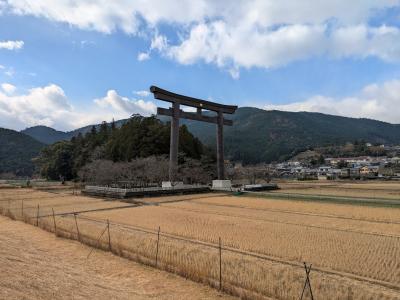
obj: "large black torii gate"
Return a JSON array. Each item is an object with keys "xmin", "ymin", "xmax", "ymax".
[{"xmin": 150, "ymin": 86, "xmax": 237, "ymax": 182}]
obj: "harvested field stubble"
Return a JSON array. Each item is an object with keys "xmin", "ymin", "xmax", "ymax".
[
  {"xmin": 163, "ymin": 201, "xmax": 400, "ymax": 236},
  {"xmin": 83, "ymin": 204, "xmax": 400, "ymax": 287},
  {"xmin": 12, "ymin": 209, "xmax": 399, "ymax": 300},
  {"xmin": 274, "ymin": 180, "xmax": 400, "ymax": 200},
  {"xmin": 1, "ymin": 187, "xmax": 400, "ymax": 300},
  {"xmin": 0, "ymin": 190, "xmax": 133, "ymax": 218},
  {"xmin": 195, "ymin": 195, "xmax": 400, "ymax": 223},
  {"xmin": 0, "ymin": 216, "xmax": 233, "ymax": 300}
]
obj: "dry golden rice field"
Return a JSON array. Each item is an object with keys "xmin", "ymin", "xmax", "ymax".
[
  {"xmin": 273, "ymin": 180, "xmax": 400, "ymax": 200},
  {"xmin": 1, "ymin": 181, "xmax": 400, "ymax": 300},
  {"xmin": 0, "ymin": 215, "xmax": 232, "ymax": 300}
]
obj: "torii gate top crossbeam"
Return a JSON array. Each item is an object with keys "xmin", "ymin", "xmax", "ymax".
[{"xmin": 150, "ymin": 85, "xmax": 237, "ymax": 114}]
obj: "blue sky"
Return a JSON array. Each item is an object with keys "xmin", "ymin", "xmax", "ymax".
[{"xmin": 0, "ymin": 1, "xmax": 400, "ymax": 130}]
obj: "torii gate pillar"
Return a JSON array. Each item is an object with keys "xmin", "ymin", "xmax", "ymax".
[
  {"xmin": 216, "ymin": 111, "xmax": 224, "ymax": 180},
  {"xmin": 169, "ymin": 102, "xmax": 180, "ymax": 181}
]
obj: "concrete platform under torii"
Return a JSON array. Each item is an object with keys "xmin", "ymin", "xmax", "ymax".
[
  {"xmin": 150, "ymin": 86, "xmax": 238, "ymax": 188},
  {"xmin": 83, "ymin": 185, "xmax": 211, "ymax": 199}
]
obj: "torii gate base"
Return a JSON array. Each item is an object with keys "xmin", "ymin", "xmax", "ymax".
[
  {"xmin": 212, "ymin": 179, "xmax": 232, "ymax": 189},
  {"xmin": 150, "ymin": 86, "xmax": 237, "ymax": 184}
]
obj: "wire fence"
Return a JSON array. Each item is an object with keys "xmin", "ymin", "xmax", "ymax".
[{"xmin": 0, "ymin": 198, "xmax": 398, "ymax": 300}]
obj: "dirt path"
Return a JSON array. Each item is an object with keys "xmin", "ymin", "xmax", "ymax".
[{"xmin": 0, "ymin": 216, "xmax": 234, "ymax": 300}]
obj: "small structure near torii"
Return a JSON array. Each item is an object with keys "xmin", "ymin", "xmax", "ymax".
[{"xmin": 150, "ymin": 86, "xmax": 237, "ymax": 188}]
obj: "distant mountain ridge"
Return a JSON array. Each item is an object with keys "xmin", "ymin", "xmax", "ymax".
[
  {"xmin": 21, "ymin": 126, "xmax": 73, "ymax": 145},
  {"xmin": 20, "ymin": 108, "xmax": 400, "ymax": 164},
  {"xmin": 0, "ymin": 128, "xmax": 45, "ymax": 176},
  {"xmin": 21, "ymin": 119, "xmax": 128, "ymax": 144}
]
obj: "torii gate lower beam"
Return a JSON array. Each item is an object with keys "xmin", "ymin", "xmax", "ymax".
[{"xmin": 151, "ymin": 86, "xmax": 237, "ymax": 182}]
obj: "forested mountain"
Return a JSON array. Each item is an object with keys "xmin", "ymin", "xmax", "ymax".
[
  {"xmin": 177, "ymin": 108, "xmax": 400, "ymax": 163},
  {"xmin": 20, "ymin": 108, "xmax": 400, "ymax": 165},
  {"xmin": 22, "ymin": 119, "xmax": 128, "ymax": 144},
  {"xmin": 0, "ymin": 128, "xmax": 45, "ymax": 176},
  {"xmin": 21, "ymin": 126, "xmax": 71, "ymax": 145},
  {"xmin": 37, "ymin": 116, "xmax": 209, "ymax": 180}
]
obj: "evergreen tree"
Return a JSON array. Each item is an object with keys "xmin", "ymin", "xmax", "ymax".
[
  {"xmin": 37, "ymin": 141, "xmax": 74, "ymax": 180},
  {"xmin": 99, "ymin": 121, "xmax": 109, "ymax": 140},
  {"xmin": 111, "ymin": 118, "xmax": 116, "ymax": 132}
]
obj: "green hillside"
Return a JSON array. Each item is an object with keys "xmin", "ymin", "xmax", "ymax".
[
  {"xmin": 22, "ymin": 119, "xmax": 128, "ymax": 144},
  {"xmin": 0, "ymin": 128, "xmax": 45, "ymax": 176},
  {"xmin": 178, "ymin": 108, "xmax": 400, "ymax": 163},
  {"xmin": 21, "ymin": 125, "xmax": 71, "ymax": 145}
]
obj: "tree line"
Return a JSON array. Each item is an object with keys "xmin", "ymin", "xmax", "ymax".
[{"xmin": 37, "ymin": 115, "xmax": 215, "ymax": 182}]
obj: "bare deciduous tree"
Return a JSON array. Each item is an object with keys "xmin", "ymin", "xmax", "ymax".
[{"xmin": 78, "ymin": 155, "xmax": 214, "ymax": 186}]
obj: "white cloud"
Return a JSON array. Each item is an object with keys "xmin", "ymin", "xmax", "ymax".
[
  {"xmin": 6, "ymin": 1, "xmax": 140, "ymax": 34},
  {"xmin": 0, "ymin": 84, "xmax": 157, "ymax": 131},
  {"xmin": 2, "ymin": 1, "xmax": 400, "ymax": 76},
  {"xmin": 134, "ymin": 90, "xmax": 151, "ymax": 97},
  {"xmin": 228, "ymin": 67, "xmax": 240, "ymax": 80},
  {"xmin": 94, "ymin": 90, "xmax": 156, "ymax": 116},
  {"xmin": 0, "ymin": 65, "xmax": 5, "ymax": 69},
  {"xmin": 166, "ymin": 22, "xmax": 400, "ymax": 77},
  {"xmin": 0, "ymin": 84, "xmax": 72, "ymax": 130},
  {"xmin": 330, "ymin": 25, "xmax": 400, "ymax": 62},
  {"xmin": 0, "ymin": 40, "xmax": 24, "ymax": 50},
  {"xmin": 79, "ymin": 40, "xmax": 95, "ymax": 48},
  {"xmin": 4, "ymin": 67, "xmax": 15, "ymax": 77},
  {"xmin": 151, "ymin": 33, "xmax": 168, "ymax": 51},
  {"xmin": 1, "ymin": 83, "xmax": 16, "ymax": 94},
  {"xmin": 264, "ymin": 80, "xmax": 400, "ymax": 123},
  {"xmin": 167, "ymin": 22, "xmax": 327, "ymax": 69},
  {"xmin": 137, "ymin": 33, "xmax": 168, "ymax": 61},
  {"xmin": 137, "ymin": 52, "xmax": 150, "ymax": 61},
  {"xmin": 3, "ymin": 0, "xmax": 211, "ymax": 34},
  {"xmin": 4, "ymin": 1, "xmax": 396, "ymax": 32}
]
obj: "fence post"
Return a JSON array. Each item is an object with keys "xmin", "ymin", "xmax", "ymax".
[
  {"xmin": 36, "ymin": 204, "xmax": 40, "ymax": 227},
  {"xmin": 74, "ymin": 213, "xmax": 81, "ymax": 241},
  {"xmin": 86, "ymin": 224, "xmax": 108, "ymax": 260},
  {"xmin": 52, "ymin": 208, "xmax": 57, "ymax": 234},
  {"xmin": 107, "ymin": 219, "xmax": 111, "ymax": 251},
  {"xmin": 219, "ymin": 237, "xmax": 222, "ymax": 290},
  {"xmin": 73, "ymin": 183, "xmax": 78, "ymax": 196},
  {"xmin": 155, "ymin": 226, "xmax": 161, "ymax": 267},
  {"xmin": 300, "ymin": 262, "xmax": 314, "ymax": 300}
]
